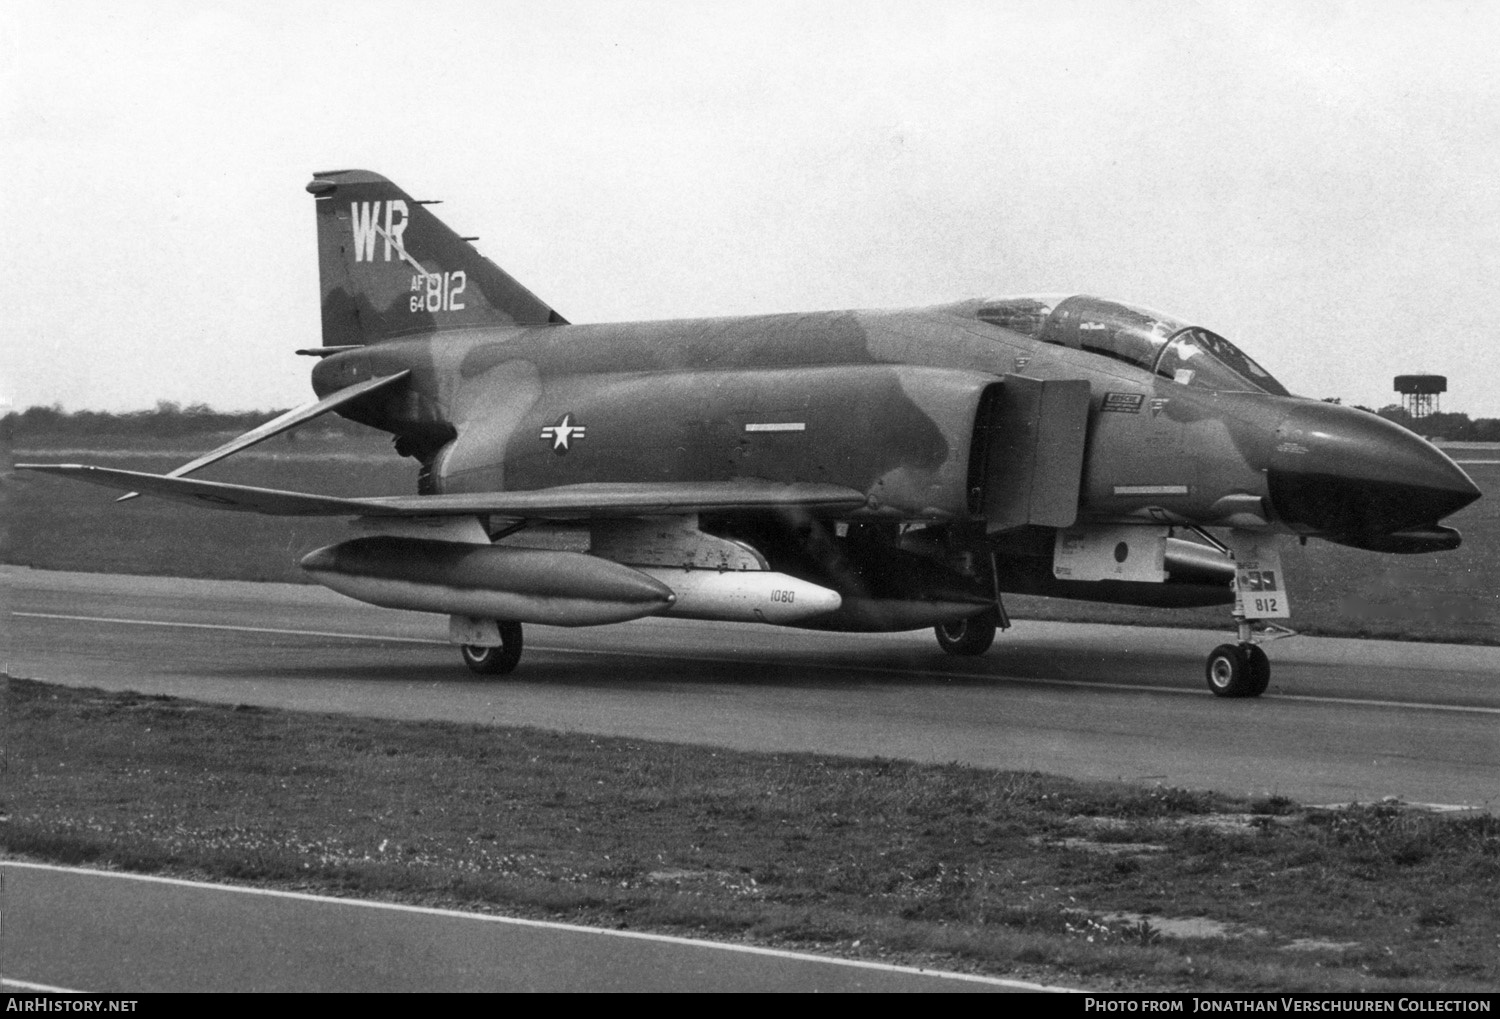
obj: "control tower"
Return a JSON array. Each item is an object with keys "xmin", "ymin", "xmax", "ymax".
[{"xmin": 1394, "ymin": 375, "xmax": 1446, "ymax": 418}]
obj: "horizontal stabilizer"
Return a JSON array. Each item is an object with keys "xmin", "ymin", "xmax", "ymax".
[
  {"xmin": 114, "ymin": 371, "xmax": 411, "ymax": 501},
  {"xmin": 16, "ymin": 464, "xmax": 868, "ymax": 519}
]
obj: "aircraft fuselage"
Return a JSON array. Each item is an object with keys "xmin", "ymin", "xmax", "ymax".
[{"xmin": 312, "ymin": 302, "xmax": 1472, "ymax": 552}]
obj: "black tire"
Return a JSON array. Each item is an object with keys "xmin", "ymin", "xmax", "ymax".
[
  {"xmin": 1244, "ymin": 643, "xmax": 1271, "ymax": 697},
  {"xmin": 1205, "ymin": 643, "xmax": 1256, "ymax": 698},
  {"xmin": 461, "ymin": 621, "xmax": 523, "ymax": 676},
  {"xmin": 935, "ymin": 610, "xmax": 998, "ymax": 657}
]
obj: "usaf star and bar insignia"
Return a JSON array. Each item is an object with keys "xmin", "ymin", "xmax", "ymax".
[{"xmin": 539, "ymin": 413, "xmax": 587, "ymax": 453}]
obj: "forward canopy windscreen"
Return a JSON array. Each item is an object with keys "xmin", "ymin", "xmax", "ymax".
[
  {"xmin": 1153, "ymin": 327, "xmax": 1289, "ymax": 396},
  {"xmin": 976, "ymin": 294, "xmax": 1288, "ymax": 396}
]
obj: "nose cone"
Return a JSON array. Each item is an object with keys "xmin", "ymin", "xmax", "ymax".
[{"xmin": 1267, "ymin": 403, "xmax": 1480, "ymax": 549}]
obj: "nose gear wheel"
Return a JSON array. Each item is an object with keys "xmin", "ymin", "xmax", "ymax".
[{"xmin": 1205, "ymin": 643, "xmax": 1269, "ymax": 698}]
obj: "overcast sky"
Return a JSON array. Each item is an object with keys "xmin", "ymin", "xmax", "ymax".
[{"xmin": 5, "ymin": 0, "xmax": 1499, "ymax": 416}]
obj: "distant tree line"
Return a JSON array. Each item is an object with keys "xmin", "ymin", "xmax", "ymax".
[
  {"xmin": 7, "ymin": 400, "xmax": 1499, "ymax": 443},
  {"xmin": 3, "ymin": 402, "xmax": 378, "ymax": 439},
  {"xmin": 1359, "ymin": 404, "xmax": 1500, "ymax": 442}
]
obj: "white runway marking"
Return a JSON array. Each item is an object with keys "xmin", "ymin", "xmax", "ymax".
[
  {"xmin": 0, "ymin": 861, "xmax": 1072, "ymax": 993},
  {"xmin": 14, "ymin": 611, "xmax": 442, "ymax": 645},
  {"xmin": 1, "ymin": 978, "xmax": 85, "ymax": 993},
  {"xmin": 16, "ymin": 611, "xmax": 1500, "ymax": 716}
]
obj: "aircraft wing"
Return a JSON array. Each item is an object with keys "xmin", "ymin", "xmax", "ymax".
[
  {"xmin": 113, "ymin": 371, "xmax": 412, "ymax": 501},
  {"xmin": 15, "ymin": 464, "xmax": 868, "ymax": 519}
]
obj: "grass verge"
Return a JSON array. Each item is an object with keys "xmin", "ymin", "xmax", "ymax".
[
  {"xmin": 5, "ymin": 675, "xmax": 1497, "ymax": 992},
  {"xmin": 7, "ymin": 438, "xmax": 1499, "ymax": 643}
]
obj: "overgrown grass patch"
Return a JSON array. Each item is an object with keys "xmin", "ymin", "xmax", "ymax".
[{"xmin": 4, "ymin": 676, "xmax": 1496, "ymax": 991}]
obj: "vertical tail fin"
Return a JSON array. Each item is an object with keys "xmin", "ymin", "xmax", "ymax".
[{"xmin": 307, "ymin": 169, "xmax": 566, "ymax": 347}]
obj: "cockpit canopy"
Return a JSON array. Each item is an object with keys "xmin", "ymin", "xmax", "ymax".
[{"xmin": 975, "ymin": 294, "xmax": 1289, "ymax": 397}]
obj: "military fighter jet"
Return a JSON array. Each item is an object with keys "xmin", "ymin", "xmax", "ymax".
[{"xmin": 20, "ymin": 170, "xmax": 1481, "ymax": 698}]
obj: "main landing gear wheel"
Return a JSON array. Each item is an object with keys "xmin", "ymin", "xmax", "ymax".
[
  {"xmin": 461, "ymin": 621, "xmax": 523, "ymax": 676},
  {"xmin": 1205, "ymin": 643, "xmax": 1270, "ymax": 698},
  {"xmin": 935, "ymin": 610, "xmax": 998, "ymax": 657}
]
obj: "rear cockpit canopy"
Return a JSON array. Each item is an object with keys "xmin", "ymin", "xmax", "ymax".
[{"xmin": 975, "ymin": 294, "xmax": 1288, "ymax": 396}]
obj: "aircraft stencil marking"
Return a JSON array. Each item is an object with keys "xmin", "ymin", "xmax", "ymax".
[
  {"xmin": 1244, "ymin": 570, "xmax": 1278, "ymax": 591},
  {"xmin": 351, "ymin": 200, "xmax": 409, "ymax": 262},
  {"xmin": 409, "ymin": 271, "xmax": 467, "ymax": 313},
  {"xmin": 1231, "ymin": 534, "xmax": 1292, "ymax": 620},
  {"xmin": 1102, "ymin": 393, "xmax": 1144, "ymax": 413},
  {"xmin": 539, "ymin": 414, "xmax": 586, "ymax": 452},
  {"xmin": 1113, "ymin": 485, "xmax": 1189, "ymax": 496}
]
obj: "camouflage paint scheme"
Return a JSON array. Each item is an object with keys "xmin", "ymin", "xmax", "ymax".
[
  {"xmin": 21, "ymin": 170, "xmax": 1482, "ymax": 670},
  {"xmin": 303, "ymin": 170, "xmax": 1478, "ymax": 615}
]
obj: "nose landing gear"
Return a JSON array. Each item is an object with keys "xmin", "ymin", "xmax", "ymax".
[
  {"xmin": 1191, "ymin": 527, "xmax": 1295, "ymax": 699},
  {"xmin": 1205, "ymin": 642, "xmax": 1270, "ymax": 698}
]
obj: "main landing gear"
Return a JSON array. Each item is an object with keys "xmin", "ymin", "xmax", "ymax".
[
  {"xmin": 461, "ymin": 621, "xmax": 524, "ymax": 676},
  {"xmin": 935, "ymin": 607, "xmax": 1002, "ymax": 657},
  {"xmin": 936, "ymin": 556, "xmax": 1010, "ymax": 658}
]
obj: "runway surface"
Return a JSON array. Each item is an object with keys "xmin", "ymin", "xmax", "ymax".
[
  {"xmin": 8, "ymin": 566, "xmax": 1499, "ymax": 808},
  {"xmin": 1, "ymin": 862, "xmax": 1046, "ymax": 993}
]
